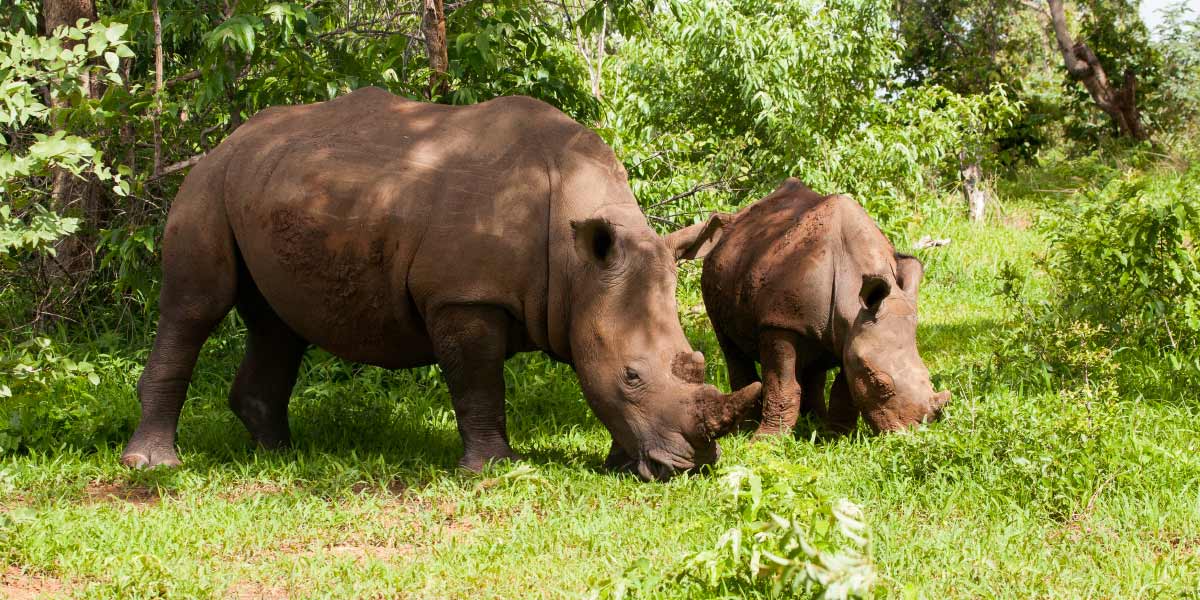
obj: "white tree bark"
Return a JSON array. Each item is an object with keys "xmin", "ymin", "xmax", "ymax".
[{"xmin": 959, "ymin": 151, "xmax": 987, "ymax": 222}]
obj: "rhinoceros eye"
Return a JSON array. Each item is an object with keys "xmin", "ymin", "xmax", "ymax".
[{"xmin": 623, "ymin": 367, "xmax": 642, "ymax": 385}]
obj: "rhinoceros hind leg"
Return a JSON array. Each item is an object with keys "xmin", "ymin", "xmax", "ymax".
[
  {"xmin": 429, "ymin": 304, "xmax": 521, "ymax": 471},
  {"xmin": 229, "ymin": 273, "xmax": 307, "ymax": 450},
  {"xmin": 797, "ymin": 366, "xmax": 828, "ymax": 417},
  {"xmin": 123, "ymin": 203, "xmax": 237, "ymax": 469},
  {"xmin": 754, "ymin": 329, "xmax": 802, "ymax": 437}
]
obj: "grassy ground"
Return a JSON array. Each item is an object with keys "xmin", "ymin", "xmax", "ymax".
[{"xmin": 2, "ymin": 195, "xmax": 1198, "ymax": 598}]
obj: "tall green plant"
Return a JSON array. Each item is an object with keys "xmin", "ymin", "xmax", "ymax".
[{"xmin": 593, "ymin": 458, "xmax": 875, "ymax": 599}]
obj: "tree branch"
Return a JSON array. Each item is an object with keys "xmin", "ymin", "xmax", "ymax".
[
  {"xmin": 646, "ymin": 177, "xmax": 748, "ymax": 210},
  {"xmin": 147, "ymin": 152, "xmax": 207, "ymax": 181},
  {"xmin": 164, "ymin": 69, "xmax": 201, "ymax": 88},
  {"xmin": 1016, "ymin": 0, "xmax": 1048, "ymax": 17},
  {"xmin": 1042, "ymin": 0, "xmax": 1147, "ymax": 139},
  {"xmin": 152, "ymin": 0, "xmax": 164, "ymax": 175}
]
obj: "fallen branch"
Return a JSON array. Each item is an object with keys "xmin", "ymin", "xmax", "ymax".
[
  {"xmin": 147, "ymin": 152, "xmax": 207, "ymax": 181},
  {"xmin": 164, "ymin": 69, "xmax": 201, "ymax": 88},
  {"xmin": 913, "ymin": 236, "xmax": 951, "ymax": 250}
]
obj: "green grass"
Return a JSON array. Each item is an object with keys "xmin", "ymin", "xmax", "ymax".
[{"xmin": 2, "ymin": 196, "xmax": 1199, "ymax": 598}]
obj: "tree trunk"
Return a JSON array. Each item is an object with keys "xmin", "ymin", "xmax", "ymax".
[
  {"xmin": 959, "ymin": 151, "xmax": 987, "ymax": 222},
  {"xmin": 152, "ymin": 0, "xmax": 164, "ymax": 175},
  {"xmin": 1045, "ymin": 0, "xmax": 1148, "ymax": 140},
  {"xmin": 42, "ymin": 0, "xmax": 105, "ymax": 282},
  {"xmin": 421, "ymin": 0, "xmax": 449, "ymax": 99}
]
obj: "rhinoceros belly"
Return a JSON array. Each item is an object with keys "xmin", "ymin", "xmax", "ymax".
[{"xmin": 226, "ymin": 169, "xmax": 437, "ymax": 370}]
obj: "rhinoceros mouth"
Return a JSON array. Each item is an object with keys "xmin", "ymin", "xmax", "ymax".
[
  {"xmin": 635, "ymin": 458, "xmax": 677, "ymax": 482},
  {"xmin": 609, "ymin": 444, "xmax": 716, "ymax": 481}
]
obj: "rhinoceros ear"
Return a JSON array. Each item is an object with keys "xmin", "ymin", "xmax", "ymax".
[
  {"xmin": 572, "ymin": 217, "xmax": 618, "ymax": 266},
  {"xmin": 665, "ymin": 212, "xmax": 732, "ymax": 261},
  {"xmin": 895, "ymin": 254, "xmax": 924, "ymax": 297}
]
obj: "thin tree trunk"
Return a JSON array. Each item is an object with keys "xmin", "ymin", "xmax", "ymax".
[
  {"xmin": 959, "ymin": 151, "xmax": 987, "ymax": 222},
  {"xmin": 1045, "ymin": 0, "xmax": 1147, "ymax": 140},
  {"xmin": 421, "ymin": 0, "xmax": 449, "ymax": 99},
  {"xmin": 591, "ymin": 8, "xmax": 605, "ymax": 99},
  {"xmin": 152, "ymin": 0, "xmax": 163, "ymax": 175},
  {"xmin": 42, "ymin": 0, "xmax": 104, "ymax": 282}
]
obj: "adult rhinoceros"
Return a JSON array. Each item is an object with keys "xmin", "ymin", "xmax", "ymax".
[{"xmin": 123, "ymin": 87, "xmax": 759, "ymax": 481}]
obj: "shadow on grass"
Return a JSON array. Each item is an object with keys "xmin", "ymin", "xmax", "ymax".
[
  {"xmin": 121, "ymin": 349, "xmax": 620, "ymax": 492},
  {"xmin": 11, "ymin": 325, "xmax": 738, "ymax": 496}
]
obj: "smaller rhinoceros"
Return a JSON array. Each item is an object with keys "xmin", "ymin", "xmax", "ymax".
[{"xmin": 668, "ymin": 178, "xmax": 950, "ymax": 436}]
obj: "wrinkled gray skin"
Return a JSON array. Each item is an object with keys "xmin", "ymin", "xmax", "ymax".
[
  {"xmin": 121, "ymin": 87, "xmax": 760, "ymax": 480},
  {"xmin": 679, "ymin": 178, "xmax": 950, "ymax": 435}
]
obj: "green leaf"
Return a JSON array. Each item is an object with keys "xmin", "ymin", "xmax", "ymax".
[{"xmin": 105, "ymin": 22, "xmax": 128, "ymax": 44}]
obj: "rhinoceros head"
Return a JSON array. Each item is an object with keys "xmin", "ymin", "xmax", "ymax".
[
  {"xmin": 842, "ymin": 254, "xmax": 950, "ymax": 432},
  {"xmin": 566, "ymin": 205, "xmax": 760, "ymax": 481}
]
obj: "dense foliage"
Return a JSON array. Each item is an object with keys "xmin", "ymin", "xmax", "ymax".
[{"xmin": 607, "ymin": 0, "xmax": 1018, "ymax": 230}]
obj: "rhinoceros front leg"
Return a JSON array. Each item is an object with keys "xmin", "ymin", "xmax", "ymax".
[
  {"xmin": 715, "ymin": 328, "xmax": 763, "ymax": 433},
  {"xmin": 715, "ymin": 329, "xmax": 760, "ymax": 391},
  {"xmin": 603, "ymin": 440, "xmax": 635, "ymax": 472},
  {"xmin": 429, "ymin": 304, "xmax": 521, "ymax": 471},
  {"xmin": 824, "ymin": 370, "xmax": 861, "ymax": 433},
  {"xmin": 755, "ymin": 329, "xmax": 802, "ymax": 437}
]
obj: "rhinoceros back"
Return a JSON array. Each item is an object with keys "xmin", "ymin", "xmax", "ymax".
[
  {"xmin": 196, "ymin": 88, "xmax": 598, "ymax": 368},
  {"xmin": 701, "ymin": 179, "xmax": 895, "ymax": 357}
]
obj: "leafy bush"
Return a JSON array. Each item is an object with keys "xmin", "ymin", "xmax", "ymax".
[
  {"xmin": 0, "ymin": 21, "xmax": 133, "ymax": 256},
  {"xmin": 594, "ymin": 457, "xmax": 875, "ymax": 599},
  {"xmin": 1154, "ymin": 2, "xmax": 1200, "ymax": 130},
  {"xmin": 993, "ymin": 159, "xmax": 1200, "ymax": 396},
  {"xmin": 1046, "ymin": 163, "xmax": 1200, "ymax": 349},
  {"xmin": 447, "ymin": 2, "xmax": 600, "ymax": 123},
  {"xmin": 0, "ymin": 337, "xmax": 138, "ymax": 454}
]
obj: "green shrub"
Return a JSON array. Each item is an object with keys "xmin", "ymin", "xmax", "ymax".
[
  {"xmin": 605, "ymin": 0, "xmax": 1019, "ymax": 235},
  {"xmin": 593, "ymin": 455, "xmax": 875, "ymax": 599},
  {"xmin": 993, "ymin": 159, "xmax": 1200, "ymax": 398},
  {"xmin": 1045, "ymin": 163, "xmax": 1200, "ymax": 349},
  {"xmin": 0, "ymin": 337, "xmax": 138, "ymax": 453}
]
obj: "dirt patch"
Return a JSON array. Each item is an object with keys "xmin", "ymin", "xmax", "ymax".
[
  {"xmin": 83, "ymin": 482, "xmax": 162, "ymax": 507},
  {"xmin": 1, "ymin": 566, "xmax": 64, "ymax": 600},
  {"xmin": 1157, "ymin": 533, "xmax": 1200, "ymax": 559},
  {"xmin": 0, "ymin": 495, "xmax": 31, "ymax": 511},
  {"xmin": 228, "ymin": 579, "xmax": 290, "ymax": 600},
  {"xmin": 1002, "ymin": 212, "xmax": 1032, "ymax": 230},
  {"xmin": 324, "ymin": 542, "xmax": 415, "ymax": 562},
  {"xmin": 350, "ymin": 479, "xmax": 408, "ymax": 496},
  {"xmin": 219, "ymin": 481, "xmax": 289, "ymax": 503}
]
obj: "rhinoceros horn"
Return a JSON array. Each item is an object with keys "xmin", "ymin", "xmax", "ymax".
[{"xmin": 701, "ymin": 382, "xmax": 763, "ymax": 440}]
